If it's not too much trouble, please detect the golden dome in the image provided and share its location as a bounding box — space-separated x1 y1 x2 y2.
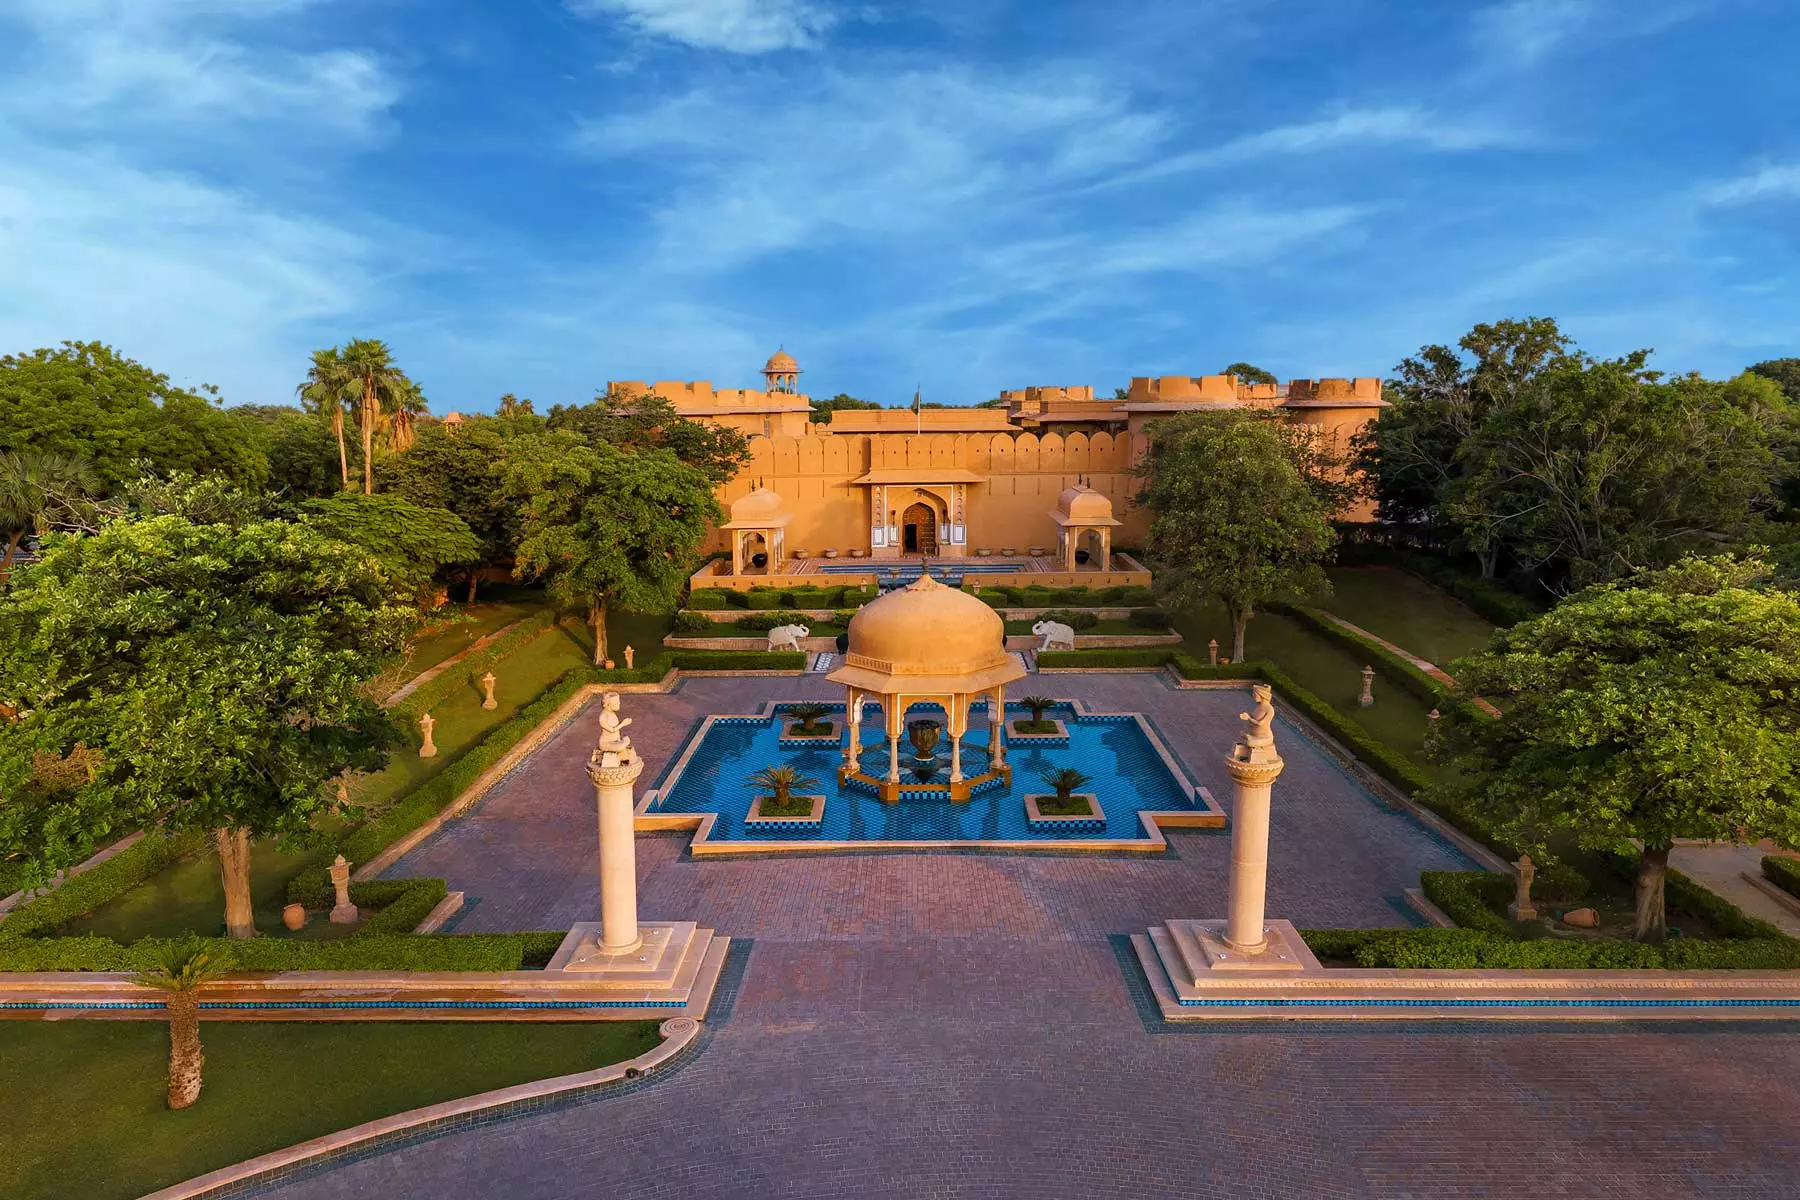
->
1056 485 1114 523
842 574 1008 678
725 486 789 526
763 349 799 374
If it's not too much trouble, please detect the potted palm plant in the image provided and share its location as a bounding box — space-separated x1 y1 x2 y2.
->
746 764 825 820
784 703 834 738
1029 765 1097 820
1013 695 1063 736
131 940 225 1110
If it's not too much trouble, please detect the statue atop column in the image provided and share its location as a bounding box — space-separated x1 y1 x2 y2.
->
1233 683 1278 764
593 691 637 769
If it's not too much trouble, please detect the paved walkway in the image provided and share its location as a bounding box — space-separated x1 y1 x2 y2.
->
1672 842 1800 937
383 617 527 708
258 675 1800 1199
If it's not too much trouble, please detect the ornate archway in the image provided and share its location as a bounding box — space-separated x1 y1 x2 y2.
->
901 501 938 555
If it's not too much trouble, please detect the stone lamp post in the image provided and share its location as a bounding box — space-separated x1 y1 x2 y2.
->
328 854 358 924
418 712 438 758
1358 665 1376 708
480 672 497 710
1208 639 1219 666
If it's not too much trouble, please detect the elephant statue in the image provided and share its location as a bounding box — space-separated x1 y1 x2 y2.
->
1032 620 1076 651
766 623 810 652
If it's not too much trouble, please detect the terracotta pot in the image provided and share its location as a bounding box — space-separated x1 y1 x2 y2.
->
603 659 616 670
282 903 308 931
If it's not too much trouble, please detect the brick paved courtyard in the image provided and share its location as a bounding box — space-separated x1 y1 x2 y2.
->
257 675 1800 1199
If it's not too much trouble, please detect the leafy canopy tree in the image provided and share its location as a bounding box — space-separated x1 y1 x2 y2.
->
1353 317 1572 575
0 450 98 583
377 422 520 602
0 514 410 937
1432 554 1800 942
0 341 266 490
497 393 536 417
1222 362 1277 386
301 492 481 615
506 433 719 663
1138 411 1336 661
547 390 750 486
809 392 880 424
1748 357 1800 407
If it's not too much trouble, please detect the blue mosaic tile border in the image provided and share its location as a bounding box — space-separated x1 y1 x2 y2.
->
1173 997 1800 1010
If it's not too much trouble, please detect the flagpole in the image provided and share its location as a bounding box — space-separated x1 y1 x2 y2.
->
915 383 921 435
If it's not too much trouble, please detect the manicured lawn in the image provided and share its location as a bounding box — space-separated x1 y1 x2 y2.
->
678 621 848 640
398 601 541 678
60 623 598 940
1319 566 1498 667
0 1020 662 1200
1174 602 1440 759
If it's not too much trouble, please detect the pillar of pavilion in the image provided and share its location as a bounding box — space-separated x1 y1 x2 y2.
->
828 574 1025 802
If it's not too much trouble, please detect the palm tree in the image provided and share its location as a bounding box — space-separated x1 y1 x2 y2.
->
746 765 820 806
1037 766 1093 803
786 704 830 735
381 378 429 453
131 940 226 1110
339 339 415 495
297 347 354 489
0 450 98 583
1018 695 1055 726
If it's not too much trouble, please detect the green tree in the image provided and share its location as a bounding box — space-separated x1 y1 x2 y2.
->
1433 554 1800 941
506 434 718 663
1222 362 1277 386
297 347 354 489
1354 317 1573 575
497 393 536 417
0 515 410 936
809 392 881 424
301 493 481 614
131 940 225 1110
0 450 98 583
1748 357 1800 406
0 342 265 490
547 391 749 486
378 422 519 602
1138 412 1335 660
1471 359 1783 588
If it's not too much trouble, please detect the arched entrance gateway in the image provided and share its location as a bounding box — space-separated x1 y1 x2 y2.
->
900 501 937 555
827 573 1026 802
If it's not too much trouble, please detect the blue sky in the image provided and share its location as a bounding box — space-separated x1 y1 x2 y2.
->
1 0 1796 414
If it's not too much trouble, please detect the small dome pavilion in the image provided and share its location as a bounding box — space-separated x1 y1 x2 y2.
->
1048 482 1121 572
827 574 1025 800
762 348 801 393
719 484 792 575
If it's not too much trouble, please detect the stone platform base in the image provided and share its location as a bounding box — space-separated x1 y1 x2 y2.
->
1147 918 1318 988
544 921 726 1010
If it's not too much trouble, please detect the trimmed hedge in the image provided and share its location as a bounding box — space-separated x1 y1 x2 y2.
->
1128 607 1170 629
1039 608 1100 630
393 611 557 719
672 610 714 633
0 931 546 973
668 650 806 672
1272 603 1454 707
743 589 788 610
1764 856 1800 900
732 610 813 631
687 589 728 609
1299 927 1800 970
0 832 206 938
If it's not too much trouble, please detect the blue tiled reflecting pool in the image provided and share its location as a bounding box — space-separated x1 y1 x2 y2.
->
649 702 1203 844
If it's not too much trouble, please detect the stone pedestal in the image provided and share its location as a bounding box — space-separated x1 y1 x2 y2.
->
328 854 358 925
480 672 497 710
1223 744 1285 952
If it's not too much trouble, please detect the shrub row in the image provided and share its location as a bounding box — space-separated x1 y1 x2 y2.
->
0 832 207 938
1764 856 1800 901
392 611 558 719
668 650 807 672
974 584 1157 609
690 585 877 610
1299 927 1800 970
0 931 561 973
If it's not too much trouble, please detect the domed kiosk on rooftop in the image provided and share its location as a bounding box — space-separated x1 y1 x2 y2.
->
827 574 1026 802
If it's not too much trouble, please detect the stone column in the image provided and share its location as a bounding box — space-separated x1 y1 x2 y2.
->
1358 665 1375 708
843 690 862 771
1223 738 1286 954
948 696 965 784
887 728 902 783
587 753 646 955
1208 639 1219 666
989 687 1006 768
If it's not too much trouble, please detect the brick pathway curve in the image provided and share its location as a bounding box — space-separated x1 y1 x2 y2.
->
256 676 1800 1199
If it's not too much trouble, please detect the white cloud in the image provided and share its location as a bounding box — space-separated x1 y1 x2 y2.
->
1 0 397 137
568 0 836 53
1699 162 1800 207
1469 0 1703 70
575 66 1171 270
